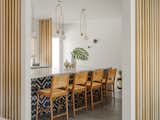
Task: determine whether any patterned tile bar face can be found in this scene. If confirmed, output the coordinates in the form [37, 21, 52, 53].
[31, 69, 108, 120]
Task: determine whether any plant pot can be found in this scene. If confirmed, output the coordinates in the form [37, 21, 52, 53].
[117, 78, 122, 89]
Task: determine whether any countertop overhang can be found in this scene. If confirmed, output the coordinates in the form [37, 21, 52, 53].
[31, 67, 108, 79]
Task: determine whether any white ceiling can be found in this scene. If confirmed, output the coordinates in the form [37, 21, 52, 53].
[32, 0, 122, 23]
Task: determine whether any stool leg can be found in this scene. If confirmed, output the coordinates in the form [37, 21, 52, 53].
[66, 95, 69, 120]
[101, 86, 103, 103]
[84, 89, 88, 110]
[36, 94, 39, 120]
[113, 83, 115, 104]
[105, 84, 107, 99]
[72, 92, 76, 118]
[50, 98, 53, 120]
[91, 88, 94, 111]
[106, 84, 108, 98]
[102, 84, 105, 98]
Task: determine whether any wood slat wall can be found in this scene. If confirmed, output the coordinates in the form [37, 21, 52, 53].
[39, 18, 52, 66]
[0, 0, 21, 120]
[136, 0, 160, 119]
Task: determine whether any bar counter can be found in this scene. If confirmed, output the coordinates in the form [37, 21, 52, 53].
[31, 67, 108, 120]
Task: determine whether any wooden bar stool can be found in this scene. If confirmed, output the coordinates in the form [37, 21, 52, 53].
[36, 74, 70, 120]
[69, 71, 88, 118]
[87, 69, 104, 111]
[105, 68, 117, 103]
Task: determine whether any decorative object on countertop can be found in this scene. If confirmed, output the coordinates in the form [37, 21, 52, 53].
[80, 9, 89, 40]
[64, 59, 70, 69]
[64, 59, 75, 70]
[117, 70, 122, 89]
[31, 55, 36, 66]
[31, 55, 40, 67]
[32, 63, 40, 67]
[55, 0, 65, 40]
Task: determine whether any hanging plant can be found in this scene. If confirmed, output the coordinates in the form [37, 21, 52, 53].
[71, 48, 89, 61]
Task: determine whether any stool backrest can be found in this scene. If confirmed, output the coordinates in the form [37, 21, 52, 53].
[92, 69, 104, 82]
[74, 71, 88, 86]
[107, 69, 117, 80]
[51, 74, 70, 91]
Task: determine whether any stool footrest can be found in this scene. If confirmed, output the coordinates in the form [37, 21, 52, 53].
[75, 106, 87, 112]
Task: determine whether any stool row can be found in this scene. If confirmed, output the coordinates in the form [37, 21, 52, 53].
[36, 68, 117, 120]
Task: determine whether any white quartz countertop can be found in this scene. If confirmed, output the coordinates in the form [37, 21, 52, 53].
[31, 67, 107, 79]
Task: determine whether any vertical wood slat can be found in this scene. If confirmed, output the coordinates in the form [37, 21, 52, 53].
[49, 19, 52, 65]
[6, 0, 9, 118]
[3, 0, 6, 117]
[14, 0, 17, 117]
[136, 0, 160, 120]
[0, 0, 2, 116]
[18, 0, 21, 119]
[39, 18, 52, 66]
[159, 0, 160, 117]
[0, 0, 21, 120]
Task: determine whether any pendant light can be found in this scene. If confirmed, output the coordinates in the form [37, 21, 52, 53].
[55, 0, 65, 40]
[80, 9, 89, 40]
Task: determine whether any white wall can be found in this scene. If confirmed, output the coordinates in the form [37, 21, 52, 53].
[63, 18, 123, 70]
[32, 0, 122, 24]
[22, 0, 32, 119]
[121, 0, 135, 120]
[131, 0, 135, 119]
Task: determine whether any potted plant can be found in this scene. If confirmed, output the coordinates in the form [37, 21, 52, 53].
[71, 47, 89, 69]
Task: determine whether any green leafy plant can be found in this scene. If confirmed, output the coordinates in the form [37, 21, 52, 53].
[71, 48, 89, 60]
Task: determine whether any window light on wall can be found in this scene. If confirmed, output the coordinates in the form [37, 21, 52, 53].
[52, 37, 60, 72]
